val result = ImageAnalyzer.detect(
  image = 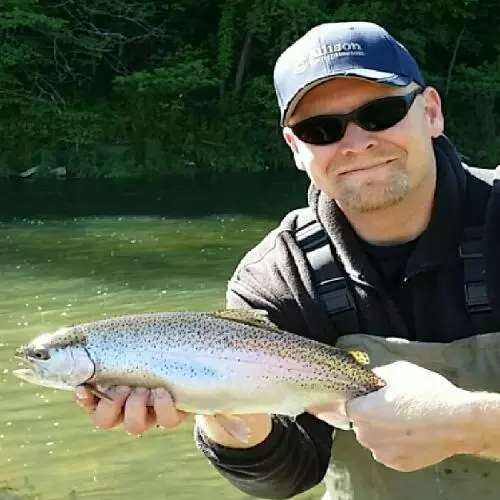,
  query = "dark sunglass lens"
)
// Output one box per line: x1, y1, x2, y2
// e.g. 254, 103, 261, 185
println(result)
294, 116, 344, 145
359, 97, 408, 131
